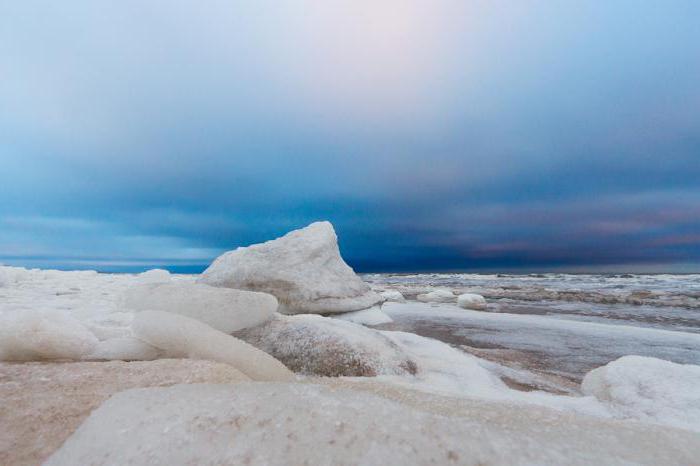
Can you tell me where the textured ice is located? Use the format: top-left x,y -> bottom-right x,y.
200,221 -> 382,314
0,311 -> 98,361
417,289 -> 455,303
582,355 -> 700,432
45,382 -> 700,466
333,306 -> 393,325
132,310 -> 294,381
457,293 -> 487,310
87,336 -> 161,361
124,282 -> 277,333
234,314 -> 416,377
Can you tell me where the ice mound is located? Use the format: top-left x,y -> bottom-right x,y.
0,311 -> 98,361
123,282 -> 277,333
582,355 -> 700,432
1,359 -> 250,465
457,293 -> 487,310
46,382 -> 700,466
200,221 -> 382,314
417,289 -> 456,303
234,314 -> 416,377
132,310 -> 294,381
380,289 -> 406,302
333,306 -> 393,325
135,268 -> 171,284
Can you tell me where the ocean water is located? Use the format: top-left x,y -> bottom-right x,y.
364,273 -> 700,390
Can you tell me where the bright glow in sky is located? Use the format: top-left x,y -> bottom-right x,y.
1,1 -> 699,272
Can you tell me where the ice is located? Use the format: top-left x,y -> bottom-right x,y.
582,355 -> 700,432
123,282 -> 277,333
45,382 -> 700,466
132,310 -> 295,381
200,221 -> 382,314
1,359 -> 250,465
87,336 -> 161,361
135,268 -> 171,284
0,310 -> 98,361
234,313 -> 416,377
380,289 -> 405,303
417,289 -> 455,303
333,306 -> 393,325
457,293 -> 487,310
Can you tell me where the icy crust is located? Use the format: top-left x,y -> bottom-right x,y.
45,383 -> 700,466
582,356 -> 700,432
123,282 -> 278,333
132,310 -> 294,382
0,311 -> 98,361
234,314 -> 417,377
200,222 -> 382,314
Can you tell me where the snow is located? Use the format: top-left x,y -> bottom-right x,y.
457,293 -> 487,310
0,310 -> 98,361
200,221 -> 382,314
45,382 -> 700,466
333,306 -> 393,325
234,313 -> 416,377
582,355 -> 700,432
132,310 -> 295,382
417,289 -> 455,303
123,282 -> 278,333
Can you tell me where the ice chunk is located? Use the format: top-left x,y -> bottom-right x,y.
135,268 -> 171,284
87,336 -> 162,361
200,221 -> 382,314
0,311 -> 98,361
582,355 -> 700,432
132,310 -> 294,382
46,383 -> 700,466
234,314 -> 416,377
380,289 -> 406,303
123,282 -> 277,333
333,306 -> 393,325
457,293 -> 487,310
416,289 -> 455,303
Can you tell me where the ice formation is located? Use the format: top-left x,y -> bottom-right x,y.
582,355 -> 700,432
379,289 -> 406,303
0,311 -> 98,361
457,293 -> 487,310
333,306 -> 393,325
132,310 -> 294,381
200,221 -> 382,314
87,336 -> 161,361
234,314 -> 416,377
45,383 -> 700,466
417,289 -> 456,303
123,282 -> 277,333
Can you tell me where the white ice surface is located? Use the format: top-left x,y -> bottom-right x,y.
582,355 -> 700,432
123,282 -> 278,333
457,293 -> 487,310
416,289 -> 455,303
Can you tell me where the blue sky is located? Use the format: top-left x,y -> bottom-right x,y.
1,1 -> 699,272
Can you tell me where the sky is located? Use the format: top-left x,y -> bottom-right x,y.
1,1 -> 699,273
